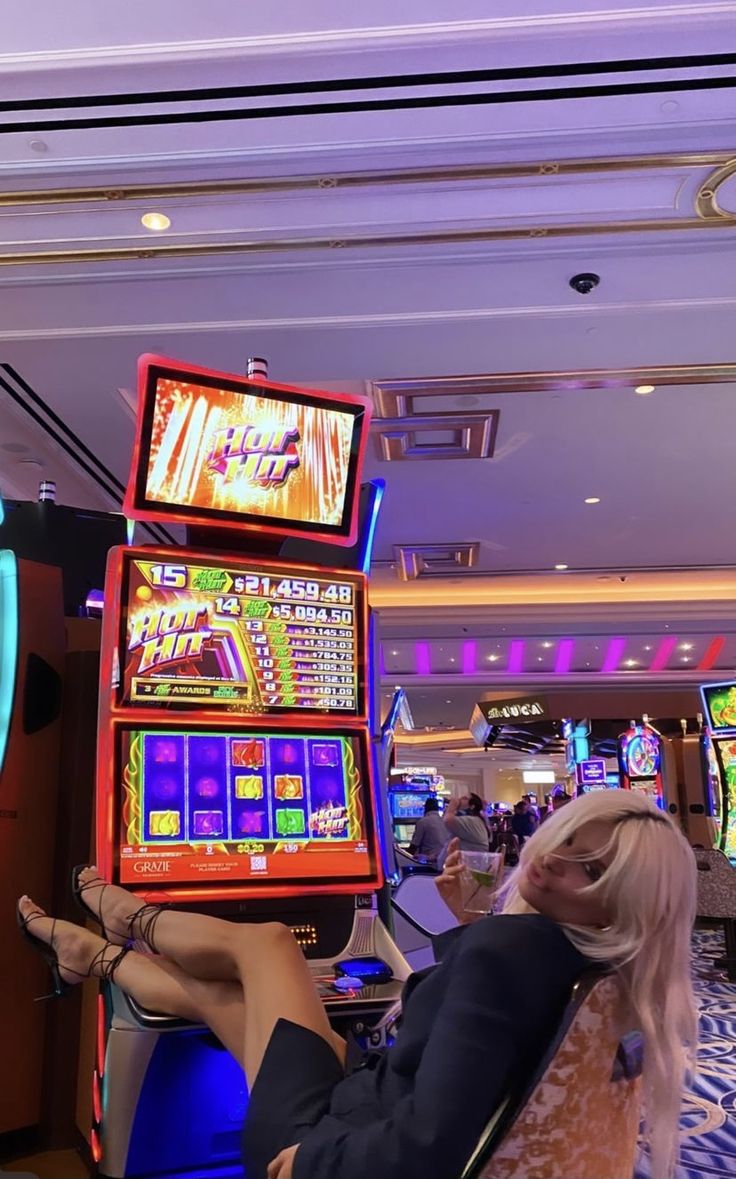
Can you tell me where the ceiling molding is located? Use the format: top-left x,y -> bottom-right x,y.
372,598 -> 736,626
394,542 -> 480,581
0,151 -> 731,208
4,296 -> 736,342
4,7 -> 735,69
1,216 -> 735,269
372,413 -> 498,461
382,670 -> 727,688
369,360 -> 736,416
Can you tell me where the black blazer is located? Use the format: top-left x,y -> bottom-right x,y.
294,913 -> 589,1179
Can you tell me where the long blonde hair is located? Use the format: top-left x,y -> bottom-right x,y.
497,790 -> 698,1179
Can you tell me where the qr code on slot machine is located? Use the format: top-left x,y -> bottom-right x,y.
250,855 -> 267,872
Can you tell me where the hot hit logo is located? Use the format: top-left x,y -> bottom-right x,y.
206,424 -> 300,487
129,604 -> 212,672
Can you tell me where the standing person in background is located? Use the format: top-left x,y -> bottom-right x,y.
443,793 -> 490,852
408,797 -> 448,867
511,799 -> 538,849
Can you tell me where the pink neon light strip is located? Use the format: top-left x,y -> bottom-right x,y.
650,635 -> 677,671
462,641 -> 477,675
507,640 -> 525,673
698,636 -> 725,672
601,636 -> 626,673
415,642 -> 431,675
554,638 -> 574,674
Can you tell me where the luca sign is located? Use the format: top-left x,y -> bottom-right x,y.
478,695 -> 550,723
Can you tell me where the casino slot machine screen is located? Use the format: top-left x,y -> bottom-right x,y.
124,358 -> 368,544
700,683 -> 736,861
98,546 -> 380,899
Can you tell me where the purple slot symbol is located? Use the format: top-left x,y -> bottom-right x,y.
193,811 -> 224,837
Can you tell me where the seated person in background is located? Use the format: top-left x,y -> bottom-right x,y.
443,791 -> 491,852
18,792 -> 697,1179
511,798 -> 538,848
407,796 -> 448,866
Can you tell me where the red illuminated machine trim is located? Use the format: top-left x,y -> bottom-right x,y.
96,546 -> 380,902
123,355 -> 371,546
96,717 -> 382,902
104,544 -> 369,721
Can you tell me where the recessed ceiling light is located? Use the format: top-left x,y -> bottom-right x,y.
537,656 -> 543,662
584,496 -> 601,505
391,650 -> 398,655
449,657 -> 456,663
625,658 -> 637,667
541,641 -> 553,648
644,645 -> 652,651
487,654 -> 499,662
681,642 -> 693,651
554,563 -> 568,571
445,699 -> 452,704
635,384 -> 655,395
682,656 -> 691,663
141,212 -> 171,231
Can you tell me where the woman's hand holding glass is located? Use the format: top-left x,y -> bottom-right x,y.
435,838 -> 480,924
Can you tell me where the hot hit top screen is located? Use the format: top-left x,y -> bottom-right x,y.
119,552 -> 365,717
136,372 -> 362,537
117,727 -> 376,888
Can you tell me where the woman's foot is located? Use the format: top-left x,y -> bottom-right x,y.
18,897 -> 124,986
75,867 -> 150,946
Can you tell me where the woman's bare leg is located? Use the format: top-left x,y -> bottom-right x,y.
78,871 -> 345,1086
19,898 -> 246,1067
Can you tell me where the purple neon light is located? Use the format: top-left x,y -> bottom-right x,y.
507,640 -> 525,674
462,641 -> 477,675
601,636 -> 626,673
650,635 -> 677,671
554,638 -> 574,675
415,642 -> 431,675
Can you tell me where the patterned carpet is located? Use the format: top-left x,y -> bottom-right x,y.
635,927 -> 736,1179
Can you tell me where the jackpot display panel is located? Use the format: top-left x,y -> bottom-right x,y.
123,356 -> 369,545
97,546 -> 381,900
700,682 -> 736,861
117,548 -> 366,717
617,723 -> 664,807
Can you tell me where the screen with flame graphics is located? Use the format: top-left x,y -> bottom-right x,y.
128,365 -> 366,539
119,551 -> 365,717
117,727 -> 376,887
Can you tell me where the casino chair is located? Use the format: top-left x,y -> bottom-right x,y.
461,973 -> 643,1179
693,846 -> 736,980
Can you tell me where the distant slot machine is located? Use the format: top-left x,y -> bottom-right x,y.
387,767 -> 444,844
94,356 -> 407,1179
700,682 -> 736,862
617,720 -> 665,808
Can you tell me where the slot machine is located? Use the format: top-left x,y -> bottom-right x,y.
93,355 -> 409,1178
617,718 -> 665,808
699,682 -> 736,862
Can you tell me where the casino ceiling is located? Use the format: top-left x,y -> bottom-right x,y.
2,1 -> 736,742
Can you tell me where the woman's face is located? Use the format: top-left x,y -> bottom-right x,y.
518,819 -> 615,927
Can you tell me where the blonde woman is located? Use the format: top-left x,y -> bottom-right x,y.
17,791 -> 696,1179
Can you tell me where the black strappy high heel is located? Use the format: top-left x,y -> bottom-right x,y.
17,902 -> 132,1001
72,865 -> 114,939
129,903 -> 170,954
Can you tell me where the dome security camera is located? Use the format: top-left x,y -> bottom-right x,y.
569,272 -> 600,295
